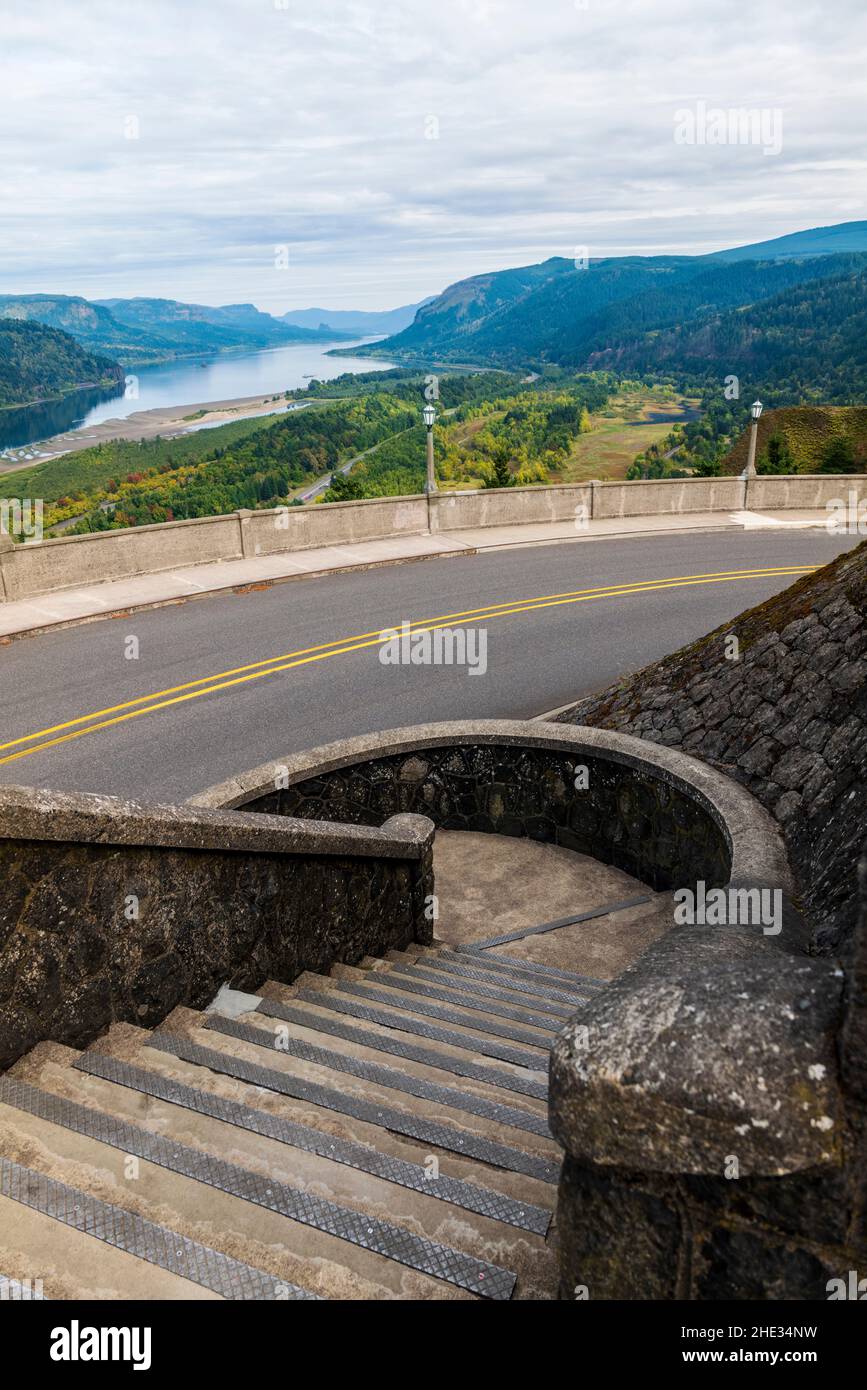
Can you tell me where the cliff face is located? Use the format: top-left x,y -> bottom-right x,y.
557,541 -> 866,958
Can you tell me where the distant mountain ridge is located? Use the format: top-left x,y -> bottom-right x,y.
6,220 -> 867,414
708,220 -> 867,262
281,300 -> 432,336
0,294 -> 352,368
366,221 -> 867,373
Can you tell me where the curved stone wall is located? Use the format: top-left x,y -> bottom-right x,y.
192,720 -> 800,906
556,538 -> 867,960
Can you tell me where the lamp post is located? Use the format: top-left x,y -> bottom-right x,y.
744,399 -> 763,477
422,403 -> 437,494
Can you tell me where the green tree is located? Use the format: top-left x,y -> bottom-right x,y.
692,457 -> 723,477
757,432 -> 795,474
819,435 -> 857,473
483,443 -> 515,489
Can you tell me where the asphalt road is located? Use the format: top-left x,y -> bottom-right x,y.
0,529 -> 856,803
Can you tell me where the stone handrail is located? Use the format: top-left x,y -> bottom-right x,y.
0,784 -> 434,1071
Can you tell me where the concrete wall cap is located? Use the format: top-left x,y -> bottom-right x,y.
189,718 -> 792,895
0,784 -> 433,860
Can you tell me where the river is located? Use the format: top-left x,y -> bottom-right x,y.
0,338 -> 394,452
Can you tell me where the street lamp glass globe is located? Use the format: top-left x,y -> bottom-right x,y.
422,404 -> 436,428
751,400 -> 763,420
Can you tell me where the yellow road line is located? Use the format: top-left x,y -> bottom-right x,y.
0,565 -> 817,767
0,565 -> 816,753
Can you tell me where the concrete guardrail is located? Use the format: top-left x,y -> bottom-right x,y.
1,473 -> 864,605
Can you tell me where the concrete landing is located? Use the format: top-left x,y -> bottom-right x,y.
432,830 -> 671,980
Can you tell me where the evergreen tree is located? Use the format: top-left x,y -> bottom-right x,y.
819,435 -> 857,473
757,432 -> 795,474
483,444 -> 515,488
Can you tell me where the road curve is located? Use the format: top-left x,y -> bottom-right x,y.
0,529 -> 856,802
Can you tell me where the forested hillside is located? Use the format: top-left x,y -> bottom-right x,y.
0,295 -> 165,363
589,264 -> 867,396
57,395 -> 417,532
721,406 -> 867,475
621,269 -> 867,478
371,249 -> 867,371
0,319 -> 124,409
325,376 -> 611,500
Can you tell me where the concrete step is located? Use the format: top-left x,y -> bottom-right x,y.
252,984 -> 549,1101
0,947 -> 564,1300
72,1044 -> 556,1295
0,1051 -> 517,1300
362,960 -> 566,1032
287,971 -> 551,1069
197,1008 -> 558,1183
392,953 -> 591,1010
78,1049 -> 551,1225
0,1185 -> 218,1302
157,1009 -> 557,1185
319,972 -> 555,1048
388,944 -> 595,1000
437,946 -> 607,990
0,1049 -> 327,1300
382,955 -> 579,1020
199,1010 -> 551,1141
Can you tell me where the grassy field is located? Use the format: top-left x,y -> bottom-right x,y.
552,389 -> 700,482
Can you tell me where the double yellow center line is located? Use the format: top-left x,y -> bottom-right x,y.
0,564 -> 817,766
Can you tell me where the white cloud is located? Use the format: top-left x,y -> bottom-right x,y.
0,0 -> 865,308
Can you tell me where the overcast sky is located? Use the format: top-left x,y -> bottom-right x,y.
1,0 -> 865,311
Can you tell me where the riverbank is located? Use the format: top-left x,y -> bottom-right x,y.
0,391 -> 314,476
0,336 -> 396,460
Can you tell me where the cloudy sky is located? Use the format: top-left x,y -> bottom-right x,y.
2,0 -> 865,311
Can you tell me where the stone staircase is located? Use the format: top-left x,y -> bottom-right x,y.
0,943 -> 603,1301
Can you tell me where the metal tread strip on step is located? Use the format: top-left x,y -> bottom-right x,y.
443,947 -> 606,989
326,978 -> 553,1047
207,1000 -> 544,1106
359,967 -> 561,1032
291,989 -> 548,1072
0,1077 -> 516,1301
75,1052 -> 551,1237
182,1022 -> 556,1182
0,1155 -> 318,1300
404,956 -> 588,1007
391,961 -> 578,1017
461,895 -> 655,951
0,1272 -> 47,1300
